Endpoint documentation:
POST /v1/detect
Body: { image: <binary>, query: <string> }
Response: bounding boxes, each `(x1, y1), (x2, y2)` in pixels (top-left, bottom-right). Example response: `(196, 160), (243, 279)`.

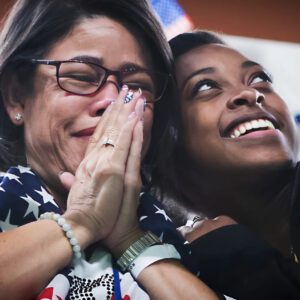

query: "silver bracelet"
(40, 212), (82, 260)
(117, 231), (161, 272)
(128, 244), (181, 278)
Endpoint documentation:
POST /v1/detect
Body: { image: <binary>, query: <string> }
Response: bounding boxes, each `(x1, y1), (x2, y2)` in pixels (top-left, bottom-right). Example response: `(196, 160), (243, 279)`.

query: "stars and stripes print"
(0, 165), (188, 300)
(151, 0), (194, 40)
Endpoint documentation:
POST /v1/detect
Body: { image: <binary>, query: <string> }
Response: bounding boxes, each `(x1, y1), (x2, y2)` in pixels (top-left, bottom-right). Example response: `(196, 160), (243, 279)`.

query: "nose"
(88, 76), (119, 117)
(227, 88), (265, 110)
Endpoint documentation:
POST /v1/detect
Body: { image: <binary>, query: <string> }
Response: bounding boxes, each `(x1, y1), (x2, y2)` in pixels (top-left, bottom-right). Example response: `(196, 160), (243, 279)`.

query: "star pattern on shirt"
(154, 204), (172, 222)
(35, 186), (57, 207)
(139, 215), (148, 221)
(3, 173), (23, 185)
(16, 165), (35, 175)
(0, 186), (5, 192)
(21, 193), (41, 219)
(0, 209), (18, 231)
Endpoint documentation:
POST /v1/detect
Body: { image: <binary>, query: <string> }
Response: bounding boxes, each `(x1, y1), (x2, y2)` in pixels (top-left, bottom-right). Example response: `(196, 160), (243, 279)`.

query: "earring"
(15, 113), (23, 121)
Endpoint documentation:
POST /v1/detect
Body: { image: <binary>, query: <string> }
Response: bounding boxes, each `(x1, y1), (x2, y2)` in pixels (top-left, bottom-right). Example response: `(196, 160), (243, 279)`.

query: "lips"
(72, 127), (96, 137)
(222, 113), (280, 139)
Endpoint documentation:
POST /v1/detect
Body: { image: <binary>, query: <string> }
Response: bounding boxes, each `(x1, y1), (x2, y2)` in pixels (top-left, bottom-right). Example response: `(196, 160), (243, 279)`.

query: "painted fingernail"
(124, 90), (134, 103)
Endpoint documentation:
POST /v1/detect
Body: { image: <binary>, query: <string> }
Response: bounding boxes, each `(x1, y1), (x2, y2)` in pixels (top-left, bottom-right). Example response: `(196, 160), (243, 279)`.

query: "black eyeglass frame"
(30, 59), (170, 102)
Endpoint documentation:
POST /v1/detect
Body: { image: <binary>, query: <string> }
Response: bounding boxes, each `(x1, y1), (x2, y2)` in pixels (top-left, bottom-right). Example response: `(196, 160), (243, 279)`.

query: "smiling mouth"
(72, 127), (96, 137)
(228, 118), (277, 138)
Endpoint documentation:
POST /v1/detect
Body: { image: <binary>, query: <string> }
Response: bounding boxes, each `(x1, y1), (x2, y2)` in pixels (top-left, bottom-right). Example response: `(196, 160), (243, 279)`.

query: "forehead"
(46, 16), (149, 67)
(175, 44), (249, 86)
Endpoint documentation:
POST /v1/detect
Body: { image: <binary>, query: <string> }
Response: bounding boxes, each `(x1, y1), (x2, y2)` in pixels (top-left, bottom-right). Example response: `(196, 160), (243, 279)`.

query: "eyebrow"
(241, 60), (261, 68)
(181, 67), (215, 90)
(70, 55), (146, 71)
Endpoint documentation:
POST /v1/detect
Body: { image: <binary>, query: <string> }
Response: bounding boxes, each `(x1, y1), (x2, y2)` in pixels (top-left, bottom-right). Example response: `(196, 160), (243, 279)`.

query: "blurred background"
(1, 0), (299, 122)
(150, 0), (300, 123)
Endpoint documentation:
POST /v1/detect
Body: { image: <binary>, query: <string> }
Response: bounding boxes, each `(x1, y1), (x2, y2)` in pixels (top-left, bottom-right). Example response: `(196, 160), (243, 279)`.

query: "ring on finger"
(102, 137), (115, 147)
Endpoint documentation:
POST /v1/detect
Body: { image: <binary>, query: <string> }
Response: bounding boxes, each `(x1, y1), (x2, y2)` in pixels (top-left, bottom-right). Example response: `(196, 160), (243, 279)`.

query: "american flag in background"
(151, 0), (194, 40)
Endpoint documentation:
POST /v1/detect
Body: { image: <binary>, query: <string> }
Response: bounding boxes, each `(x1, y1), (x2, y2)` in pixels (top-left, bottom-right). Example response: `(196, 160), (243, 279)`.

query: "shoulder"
(0, 165), (60, 231)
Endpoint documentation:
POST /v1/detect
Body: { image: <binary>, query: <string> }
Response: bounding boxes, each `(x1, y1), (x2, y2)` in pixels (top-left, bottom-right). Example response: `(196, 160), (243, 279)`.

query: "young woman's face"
(175, 44), (299, 174)
(10, 16), (155, 186)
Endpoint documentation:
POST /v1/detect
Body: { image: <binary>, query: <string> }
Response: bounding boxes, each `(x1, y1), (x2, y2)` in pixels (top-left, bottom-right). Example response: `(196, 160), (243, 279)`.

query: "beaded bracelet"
(40, 212), (82, 260)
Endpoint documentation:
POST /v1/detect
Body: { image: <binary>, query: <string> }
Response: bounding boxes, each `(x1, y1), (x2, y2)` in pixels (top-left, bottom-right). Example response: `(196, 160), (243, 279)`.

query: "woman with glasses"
(0, 1), (218, 299)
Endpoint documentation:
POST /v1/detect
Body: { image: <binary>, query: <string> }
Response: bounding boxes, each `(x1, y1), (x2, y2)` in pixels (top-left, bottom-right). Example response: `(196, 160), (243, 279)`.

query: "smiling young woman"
(153, 30), (300, 299)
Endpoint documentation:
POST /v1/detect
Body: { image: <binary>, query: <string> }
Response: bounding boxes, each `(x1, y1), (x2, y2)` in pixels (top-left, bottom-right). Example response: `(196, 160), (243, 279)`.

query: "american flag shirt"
(0, 165), (188, 300)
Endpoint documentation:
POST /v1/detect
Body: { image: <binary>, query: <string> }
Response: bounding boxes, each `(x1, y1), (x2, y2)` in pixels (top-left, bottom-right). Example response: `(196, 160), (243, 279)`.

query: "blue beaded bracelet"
(40, 212), (82, 260)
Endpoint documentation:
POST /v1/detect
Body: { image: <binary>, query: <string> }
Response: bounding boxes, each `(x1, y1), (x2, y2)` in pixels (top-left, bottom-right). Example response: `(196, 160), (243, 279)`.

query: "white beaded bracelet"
(127, 244), (181, 279)
(40, 212), (82, 260)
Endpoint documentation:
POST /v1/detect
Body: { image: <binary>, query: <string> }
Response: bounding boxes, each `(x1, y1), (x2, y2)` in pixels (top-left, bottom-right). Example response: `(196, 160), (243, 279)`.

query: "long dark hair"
(152, 31), (226, 209)
(0, 0), (176, 178)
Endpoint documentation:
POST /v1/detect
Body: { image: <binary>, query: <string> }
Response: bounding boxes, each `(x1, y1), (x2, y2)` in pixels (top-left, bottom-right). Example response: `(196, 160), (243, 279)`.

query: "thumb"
(59, 171), (75, 190)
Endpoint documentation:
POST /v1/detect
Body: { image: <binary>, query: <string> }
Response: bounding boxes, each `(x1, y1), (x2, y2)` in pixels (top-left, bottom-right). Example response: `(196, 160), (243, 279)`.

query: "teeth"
(229, 118), (276, 138)
(258, 119), (266, 127)
(251, 120), (259, 128)
(239, 125), (246, 134)
(266, 120), (275, 129)
(234, 129), (241, 137)
(245, 122), (252, 130)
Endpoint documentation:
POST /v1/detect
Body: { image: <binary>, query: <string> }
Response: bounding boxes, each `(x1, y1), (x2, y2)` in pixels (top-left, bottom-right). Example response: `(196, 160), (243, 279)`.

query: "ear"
(5, 101), (24, 126)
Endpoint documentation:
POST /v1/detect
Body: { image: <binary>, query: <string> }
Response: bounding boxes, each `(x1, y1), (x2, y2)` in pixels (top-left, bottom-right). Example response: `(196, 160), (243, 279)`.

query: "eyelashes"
(250, 71), (273, 85)
(190, 79), (219, 98)
(189, 71), (273, 100)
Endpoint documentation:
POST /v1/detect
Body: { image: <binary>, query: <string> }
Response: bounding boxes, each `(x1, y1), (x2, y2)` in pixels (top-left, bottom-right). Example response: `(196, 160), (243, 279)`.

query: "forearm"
(137, 260), (218, 300)
(0, 220), (73, 300)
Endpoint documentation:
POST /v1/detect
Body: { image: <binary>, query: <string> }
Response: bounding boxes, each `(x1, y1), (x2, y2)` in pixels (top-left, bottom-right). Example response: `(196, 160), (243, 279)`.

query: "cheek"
(182, 105), (221, 163)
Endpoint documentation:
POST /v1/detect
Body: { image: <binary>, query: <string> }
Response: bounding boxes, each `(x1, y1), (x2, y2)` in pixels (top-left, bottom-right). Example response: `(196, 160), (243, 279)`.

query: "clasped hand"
(62, 87), (146, 257)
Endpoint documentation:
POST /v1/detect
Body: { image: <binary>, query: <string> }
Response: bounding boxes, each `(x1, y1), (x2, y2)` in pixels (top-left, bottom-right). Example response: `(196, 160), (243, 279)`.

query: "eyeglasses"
(31, 59), (170, 102)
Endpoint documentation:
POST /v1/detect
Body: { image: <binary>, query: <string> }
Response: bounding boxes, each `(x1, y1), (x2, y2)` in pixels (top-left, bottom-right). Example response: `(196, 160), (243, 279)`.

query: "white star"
(20, 194), (41, 219)
(139, 215), (148, 221)
(0, 186), (5, 192)
(17, 165), (35, 175)
(35, 186), (57, 207)
(153, 205), (172, 222)
(0, 209), (18, 231)
(3, 173), (22, 184)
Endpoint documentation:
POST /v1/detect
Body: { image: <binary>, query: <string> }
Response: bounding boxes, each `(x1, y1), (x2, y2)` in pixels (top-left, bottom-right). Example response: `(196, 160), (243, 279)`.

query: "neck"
(179, 162), (296, 255)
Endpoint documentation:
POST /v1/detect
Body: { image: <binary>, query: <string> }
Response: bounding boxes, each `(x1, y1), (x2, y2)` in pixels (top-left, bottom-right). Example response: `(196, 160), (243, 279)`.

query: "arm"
(0, 220), (73, 299)
(180, 219), (300, 300)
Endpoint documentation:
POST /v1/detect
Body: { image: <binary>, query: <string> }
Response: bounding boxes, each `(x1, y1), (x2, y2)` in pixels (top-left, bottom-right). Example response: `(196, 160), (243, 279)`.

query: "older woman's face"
(175, 44), (298, 174)
(17, 17), (154, 183)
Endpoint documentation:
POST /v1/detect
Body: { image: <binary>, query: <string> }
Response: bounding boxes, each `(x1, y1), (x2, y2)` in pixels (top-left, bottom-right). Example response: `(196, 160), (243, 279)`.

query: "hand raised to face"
(62, 86), (146, 254)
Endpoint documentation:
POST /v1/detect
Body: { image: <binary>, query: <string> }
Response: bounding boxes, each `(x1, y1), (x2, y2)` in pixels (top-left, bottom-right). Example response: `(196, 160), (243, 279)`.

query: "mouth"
(223, 117), (279, 139)
(72, 127), (96, 137)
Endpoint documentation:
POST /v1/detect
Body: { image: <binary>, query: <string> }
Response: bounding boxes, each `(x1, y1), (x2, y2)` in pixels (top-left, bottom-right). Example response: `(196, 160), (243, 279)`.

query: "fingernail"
(138, 88), (142, 95)
(124, 90), (134, 104)
(122, 84), (129, 91)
